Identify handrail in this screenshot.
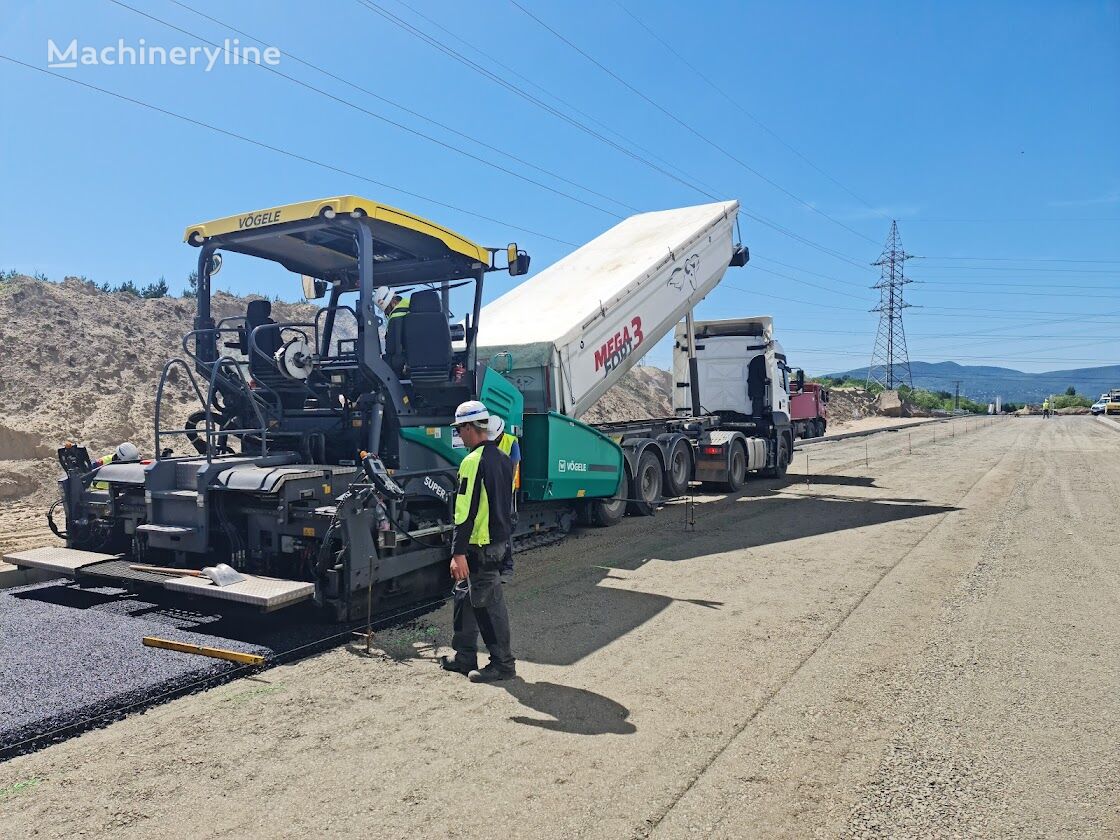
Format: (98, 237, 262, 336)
(153, 358, 209, 459)
(181, 324, 246, 367)
(206, 356, 269, 463)
(315, 305, 358, 357)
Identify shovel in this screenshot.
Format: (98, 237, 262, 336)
(130, 562, 247, 587)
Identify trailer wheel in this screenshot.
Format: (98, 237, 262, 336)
(722, 441, 747, 492)
(662, 440, 692, 498)
(627, 450, 662, 516)
(590, 465, 629, 527)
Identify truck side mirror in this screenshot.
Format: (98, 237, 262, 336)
(796, 369, 805, 390)
(507, 244, 531, 277)
(301, 274, 327, 300)
(729, 245, 749, 267)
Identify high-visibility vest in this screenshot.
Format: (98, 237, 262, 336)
(496, 431, 520, 489)
(455, 445, 492, 548)
(387, 297, 410, 320)
(91, 451, 117, 490)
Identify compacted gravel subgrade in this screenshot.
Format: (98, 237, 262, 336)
(1, 417, 1118, 839)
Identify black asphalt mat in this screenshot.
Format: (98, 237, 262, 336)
(0, 579, 337, 756)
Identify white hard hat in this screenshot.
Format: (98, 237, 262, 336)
(373, 286, 394, 311)
(114, 442, 140, 462)
(451, 400, 490, 427)
(487, 415, 506, 439)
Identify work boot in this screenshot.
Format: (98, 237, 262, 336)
(468, 662, 516, 683)
(439, 654, 477, 675)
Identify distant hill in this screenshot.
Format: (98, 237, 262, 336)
(824, 360, 1120, 403)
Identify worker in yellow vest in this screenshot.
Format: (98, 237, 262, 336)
(1042, 398, 1051, 419)
(488, 415, 520, 583)
(441, 401, 516, 683)
(374, 286, 410, 367)
(91, 442, 141, 489)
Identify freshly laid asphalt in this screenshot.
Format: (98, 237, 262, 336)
(0, 580, 324, 754)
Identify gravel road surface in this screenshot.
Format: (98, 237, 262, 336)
(1, 416, 1117, 838)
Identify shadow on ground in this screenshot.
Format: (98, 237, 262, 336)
(495, 678, 636, 735)
(509, 477, 957, 667)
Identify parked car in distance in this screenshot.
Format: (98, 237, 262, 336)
(1092, 395, 1108, 415)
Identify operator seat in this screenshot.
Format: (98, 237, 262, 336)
(245, 299, 282, 377)
(244, 299, 303, 410)
(402, 290, 452, 385)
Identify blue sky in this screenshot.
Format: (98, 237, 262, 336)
(2, 0, 1118, 380)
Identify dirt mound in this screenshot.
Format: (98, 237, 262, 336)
(827, 387, 879, 424)
(0, 276, 320, 502)
(0, 275, 675, 510)
(580, 365, 673, 424)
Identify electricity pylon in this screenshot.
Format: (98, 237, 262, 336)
(866, 220, 914, 389)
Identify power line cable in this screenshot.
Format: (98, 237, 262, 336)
(792, 347, 1120, 365)
(914, 279, 1120, 290)
(613, 0, 883, 216)
(752, 254, 870, 288)
(748, 267, 870, 301)
(775, 327, 1120, 340)
(508, 0, 881, 247)
(717, 284, 1120, 322)
(924, 255, 1120, 264)
(0, 55, 576, 246)
(913, 265, 1120, 274)
(357, 0, 879, 273)
(904, 217, 1120, 223)
(164, 0, 641, 216)
(390, 0, 711, 191)
(911, 285, 1120, 301)
(354, 0, 722, 202)
(107, 0, 622, 219)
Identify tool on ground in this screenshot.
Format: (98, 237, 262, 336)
(130, 563, 246, 586)
(142, 636, 264, 666)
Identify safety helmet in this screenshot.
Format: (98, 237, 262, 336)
(114, 442, 140, 462)
(373, 286, 394, 311)
(451, 400, 490, 427)
(487, 415, 506, 440)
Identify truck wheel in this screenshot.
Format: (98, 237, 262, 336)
(627, 450, 662, 516)
(662, 440, 692, 497)
(591, 469, 628, 527)
(721, 442, 747, 492)
(764, 437, 790, 479)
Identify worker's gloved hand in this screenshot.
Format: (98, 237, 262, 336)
(449, 554, 469, 581)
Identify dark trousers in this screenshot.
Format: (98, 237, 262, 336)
(452, 547, 515, 671)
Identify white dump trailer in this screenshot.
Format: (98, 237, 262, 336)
(477, 201, 743, 417)
(476, 202, 797, 515)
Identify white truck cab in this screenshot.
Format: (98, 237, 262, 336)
(672, 316, 791, 422)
